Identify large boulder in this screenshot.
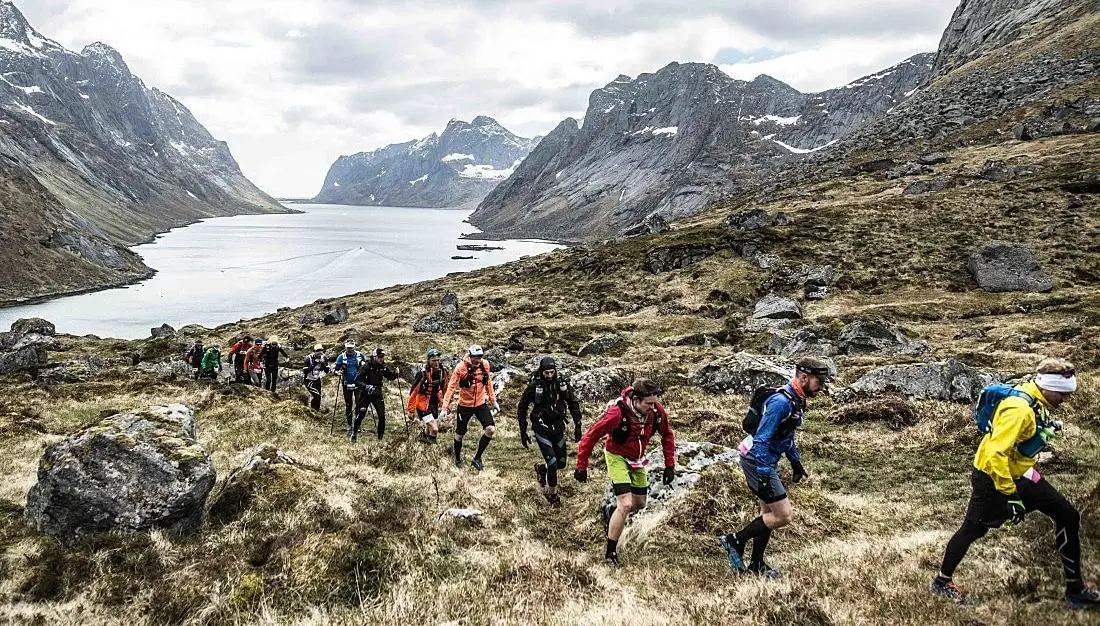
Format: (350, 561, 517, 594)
(10, 318, 55, 336)
(570, 367, 631, 403)
(843, 359, 994, 402)
(689, 352, 792, 395)
(621, 213, 671, 237)
(752, 295, 803, 320)
(725, 208, 772, 230)
(577, 334, 626, 357)
(150, 323, 177, 339)
(323, 303, 350, 325)
(837, 320, 930, 356)
(0, 318, 59, 374)
(770, 326, 836, 358)
(968, 242, 1053, 293)
(24, 404, 216, 546)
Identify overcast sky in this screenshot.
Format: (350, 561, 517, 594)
(16, 0, 960, 197)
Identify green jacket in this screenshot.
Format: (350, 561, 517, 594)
(200, 348, 222, 370)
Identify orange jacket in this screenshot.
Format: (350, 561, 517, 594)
(442, 357, 495, 409)
(244, 345, 264, 372)
(408, 365, 448, 414)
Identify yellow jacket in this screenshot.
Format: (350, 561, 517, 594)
(973, 382, 1051, 495)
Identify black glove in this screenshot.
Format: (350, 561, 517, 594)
(363, 385, 377, 396)
(574, 424, 582, 442)
(574, 469, 588, 483)
(662, 466, 676, 485)
(1006, 498, 1026, 525)
(755, 473, 775, 500)
(520, 431, 530, 449)
(790, 459, 808, 484)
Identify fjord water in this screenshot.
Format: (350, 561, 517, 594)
(0, 204, 562, 339)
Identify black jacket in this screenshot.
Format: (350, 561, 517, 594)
(185, 345, 205, 367)
(261, 344, 290, 368)
(354, 359, 398, 394)
(518, 375, 582, 436)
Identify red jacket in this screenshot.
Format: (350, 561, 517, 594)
(576, 387, 676, 471)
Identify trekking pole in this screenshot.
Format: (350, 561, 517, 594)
(329, 378, 340, 436)
(397, 382, 410, 438)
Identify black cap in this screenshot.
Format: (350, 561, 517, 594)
(795, 356, 832, 378)
(539, 356, 557, 371)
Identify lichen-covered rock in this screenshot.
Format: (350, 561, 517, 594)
(689, 352, 792, 395)
(837, 319, 930, 355)
(570, 367, 631, 403)
(0, 318, 59, 374)
(24, 404, 215, 546)
(843, 359, 995, 402)
(150, 323, 177, 339)
(752, 295, 802, 320)
(577, 334, 626, 357)
(968, 241, 1053, 292)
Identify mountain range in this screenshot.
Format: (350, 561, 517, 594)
(313, 116, 538, 209)
(0, 1, 283, 305)
(469, 54, 934, 240)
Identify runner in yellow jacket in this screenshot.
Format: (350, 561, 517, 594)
(930, 358, 1098, 610)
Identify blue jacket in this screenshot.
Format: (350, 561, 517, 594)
(747, 383, 805, 478)
(334, 351, 366, 384)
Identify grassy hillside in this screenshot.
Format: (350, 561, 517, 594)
(0, 122, 1098, 624)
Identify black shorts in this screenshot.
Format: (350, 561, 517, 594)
(611, 484, 650, 496)
(417, 406, 440, 422)
(455, 404, 494, 436)
(964, 468, 1070, 528)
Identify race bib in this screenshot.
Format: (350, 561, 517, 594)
(737, 435, 754, 457)
(627, 457, 650, 470)
(1023, 467, 1042, 483)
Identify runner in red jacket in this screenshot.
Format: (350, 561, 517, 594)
(575, 379, 676, 566)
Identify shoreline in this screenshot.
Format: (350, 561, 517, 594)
(0, 202, 300, 312)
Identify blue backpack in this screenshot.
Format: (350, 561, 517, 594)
(973, 383, 1037, 434)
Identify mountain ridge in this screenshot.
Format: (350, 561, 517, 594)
(313, 116, 539, 208)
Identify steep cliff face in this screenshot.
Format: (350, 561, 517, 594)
(469, 55, 933, 241)
(314, 116, 537, 208)
(931, 0, 1075, 77)
(0, 2, 284, 304)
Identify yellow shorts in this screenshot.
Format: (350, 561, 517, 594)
(604, 451, 649, 493)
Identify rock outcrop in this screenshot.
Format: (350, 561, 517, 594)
(24, 404, 215, 545)
(689, 353, 793, 395)
(968, 242, 1054, 292)
(843, 359, 995, 402)
(413, 291, 462, 334)
(314, 116, 538, 208)
(0, 317, 57, 374)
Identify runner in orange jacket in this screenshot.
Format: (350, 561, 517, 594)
(408, 348, 448, 443)
(441, 345, 499, 470)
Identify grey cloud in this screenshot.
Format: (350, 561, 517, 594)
(280, 22, 400, 85)
(164, 61, 234, 98)
(347, 79, 594, 127)
(712, 47, 784, 64)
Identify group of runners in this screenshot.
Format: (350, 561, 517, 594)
(182, 337, 1098, 609)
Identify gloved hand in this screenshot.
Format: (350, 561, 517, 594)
(574, 469, 588, 483)
(491, 402, 501, 416)
(440, 409, 449, 422)
(662, 466, 676, 485)
(574, 424, 583, 442)
(520, 431, 530, 449)
(363, 385, 377, 396)
(756, 474, 775, 500)
(790, 459, 808, 484)
(346, 383, 357, 390)
(1006, 498, 1026, 525)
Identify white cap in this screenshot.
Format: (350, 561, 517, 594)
(344, 340, 356, 349)
(468, 345, 484, 357)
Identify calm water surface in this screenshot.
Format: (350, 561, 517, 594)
(0, 204, 561, 339)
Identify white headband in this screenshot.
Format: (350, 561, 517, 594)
(1035, 373, 1077, 394)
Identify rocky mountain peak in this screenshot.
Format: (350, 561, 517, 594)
(932, 0, 1074, 77)
(314, 115, 537, 208)
(0, 2, 56, 51)
(80, 42, 131, 73)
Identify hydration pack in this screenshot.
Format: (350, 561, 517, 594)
(459, 360, 489, 389)
(742, 386, 794, 434)
(610, 399, 663, 444)
(418, 366, 446, 395)
(973, 383, 1036, 434)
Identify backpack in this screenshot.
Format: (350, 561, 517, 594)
(742, 386, 794, 434)
(417, 366, 447, 395)
(610, 399, 663, 444)
(973, 383, 1037, 434)
(459, 360, 489, 389)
